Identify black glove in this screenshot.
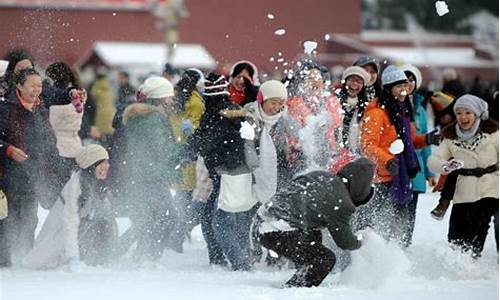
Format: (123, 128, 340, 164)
(425, 129, 441, 146)
(386, 159, 399, 177)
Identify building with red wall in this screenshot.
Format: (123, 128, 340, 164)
(0, 0, 361, 74)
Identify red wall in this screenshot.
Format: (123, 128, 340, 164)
(0, 0, 361, 71)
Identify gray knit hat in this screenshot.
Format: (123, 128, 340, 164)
(453, 94, 489, 120)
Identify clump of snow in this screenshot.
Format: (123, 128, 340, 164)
(338, 229, 413, 289)
(389, 139, 404, 154)
(303, 41, 318, 54)
(267, 13, 275, 20)
(239, 121, 255, 140)
(274, 29, 286, 36)
(435, 1, 449, 16)
(324, 34, 331, 41)
(400, 90, 408, 96)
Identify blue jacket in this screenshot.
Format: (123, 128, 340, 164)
(411, 93, 434, 193)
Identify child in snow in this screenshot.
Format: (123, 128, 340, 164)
(22, 144, 115, 271)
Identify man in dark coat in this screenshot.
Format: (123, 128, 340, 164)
(255, 157, 375, 287)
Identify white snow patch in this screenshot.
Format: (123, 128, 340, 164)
(267, 13, 275, 20)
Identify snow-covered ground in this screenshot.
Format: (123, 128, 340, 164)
(1, 191, 498, 300)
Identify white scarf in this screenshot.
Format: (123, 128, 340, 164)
(252, 103, 282, 203)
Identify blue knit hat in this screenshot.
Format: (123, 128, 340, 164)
(381, 65, 407, 87)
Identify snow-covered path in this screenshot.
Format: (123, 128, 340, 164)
(1, 192, 498, 300)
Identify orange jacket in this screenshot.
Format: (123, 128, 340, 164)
(360, 99, 427, 183)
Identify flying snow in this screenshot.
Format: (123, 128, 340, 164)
(274, 29, 286, 36)
(435, 1, 449, 16)
(303, 41, 318, 54)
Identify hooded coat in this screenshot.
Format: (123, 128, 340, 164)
(119, 103, 181, 198)
(258, 158, 374, 250)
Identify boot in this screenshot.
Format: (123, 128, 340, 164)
(430, 198, 451, 221)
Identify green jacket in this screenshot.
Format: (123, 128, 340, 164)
(121, 103, 180, 191)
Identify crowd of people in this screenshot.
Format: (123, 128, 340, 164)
(0, 48, 497, 288)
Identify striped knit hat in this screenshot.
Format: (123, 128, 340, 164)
(203, 73, 230, 97)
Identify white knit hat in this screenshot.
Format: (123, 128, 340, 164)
(0, 60, 8, 77)
(400, 64, 422, 89)
(137, 76, 174, 100)
(342, 66, 371, 85)
(259, 80, 288, 101)
(75, 144, 109, 169)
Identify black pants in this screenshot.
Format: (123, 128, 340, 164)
(441, 171, 459, 200)
(259, 230, 335, 287)
(448, 197, 499, 256)
(4, 184, 39, 261)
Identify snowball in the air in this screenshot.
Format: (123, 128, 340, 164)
(267, 13, 275, 20)
(274, 29, 286, 36)
(435, 1, 449, 16)
(389, 139, 404, 154)
(303, 41, 318, 54)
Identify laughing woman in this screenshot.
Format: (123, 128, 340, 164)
(428, 94, 498, 257)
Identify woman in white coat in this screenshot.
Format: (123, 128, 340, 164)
(428, 94, 498, 257)
(22, 144, 113, 271)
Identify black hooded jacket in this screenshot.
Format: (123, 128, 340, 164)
(262, 157, 375, 250)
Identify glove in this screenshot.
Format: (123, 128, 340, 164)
(386, 159, 399, 177)
(425, 129, 441, 146)
(441, 159, 464, 175)
(239, 121, 255, 140)
(181, 119, 194, 136)
(69, 89, 83, 113)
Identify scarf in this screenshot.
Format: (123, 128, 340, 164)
(455, 118, 480, 142)
(252, 102, 281, 203)
(390, 101, 419, 205)
(229, 84, 246, 105)
(366, 85, 377, 102)
(337, 87, 366, 150)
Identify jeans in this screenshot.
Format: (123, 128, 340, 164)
(200, 174, 226, 265)
(213, 207, 255, 270)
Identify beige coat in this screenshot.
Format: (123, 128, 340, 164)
(49, 104, 83, 158)
(428, 128, 498, 204)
